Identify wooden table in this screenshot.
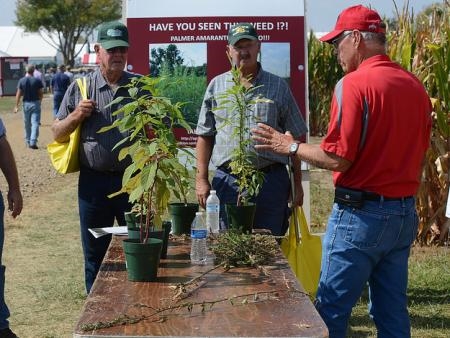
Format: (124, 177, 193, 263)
(73, 235, 328, 337)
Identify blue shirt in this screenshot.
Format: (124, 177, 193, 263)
(17, 75, 43, 102)
(51, 71, 71, 93)
(0, 118, 5, 137)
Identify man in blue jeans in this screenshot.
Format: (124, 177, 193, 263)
(14, 64, 43, 149)
(51, 64, 71, 118)
(0, 118, 23, 338)
(252, 5, 431, 338)
(195, 23, 307, 236)
(51, 21, 139, 294)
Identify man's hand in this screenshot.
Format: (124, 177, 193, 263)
(7, 188, 22, 219)
(13, 106, 19, 114)
(252, 123, 294, 156)
(196, 176, 211, 209)
(73, 99, 96, 121)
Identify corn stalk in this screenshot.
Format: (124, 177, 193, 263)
(388, 1, 449, 245)
(307, 30, 343, 136)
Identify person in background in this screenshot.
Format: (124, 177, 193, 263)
(51, 21, 140, 294)
(33, 65, 44, 87)
(195, 22, 307, 236)
(251, 5, 431, 337)
(44, 68, 54, 94)
(14, 64, 43, 149)
(0, 118, 23, 338)
(51, 65, 71, 118)
(64, 65, 74, 83)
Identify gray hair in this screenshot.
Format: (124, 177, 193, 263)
(26, 64, 35, 74)
(361, 31, 386, 44)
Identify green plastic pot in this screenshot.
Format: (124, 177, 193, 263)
(127, 227, 169, 258)
(127, 226, 141, 240)
(124, 211, 137, 229)
(225, 203, 256, 234)
(122, 238, 163, 282)
(161, 221, 172, 259)
(168, 203, 198, 235)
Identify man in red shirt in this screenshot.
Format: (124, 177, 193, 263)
(252, 5, 431, 338)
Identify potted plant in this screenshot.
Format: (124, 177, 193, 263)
(167, 165, 199, 235)
(214, 62, 270, 233)
(99, 75, 194, 280)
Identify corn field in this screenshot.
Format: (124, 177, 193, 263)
(307, 1, 449, 245)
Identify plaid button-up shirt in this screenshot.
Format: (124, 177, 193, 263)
(196, 65, 307, 169)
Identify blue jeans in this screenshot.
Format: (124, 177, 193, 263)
(315, 197, 418, 338)
(212, 164, 290, 236)
(53, 91, 65, 118)
(0, 193, 10, 330)
(22, 100, 41, 146)
(78, 167, 131, 294)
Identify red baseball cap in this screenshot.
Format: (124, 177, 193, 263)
(320, 5, 385, 43)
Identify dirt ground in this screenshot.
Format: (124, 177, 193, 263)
(0, 95, 70, 199)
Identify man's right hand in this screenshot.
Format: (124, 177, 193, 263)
(74, 99, 96, 121)
(196, 177, 211, 209)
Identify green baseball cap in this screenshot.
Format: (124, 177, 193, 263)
(97, 21, 129, 49)
(228, 23, 259, 46)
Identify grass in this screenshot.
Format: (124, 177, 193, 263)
(1, 94, 449, 337)
(5, 175, 85, 338)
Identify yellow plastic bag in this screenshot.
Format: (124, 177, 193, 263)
(47, 78, 86, 174)
(281, 206, 322, 297)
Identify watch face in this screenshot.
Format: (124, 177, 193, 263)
(289, 143, 299, 155)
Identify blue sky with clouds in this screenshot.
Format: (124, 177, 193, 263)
(0, 0, 439, 31)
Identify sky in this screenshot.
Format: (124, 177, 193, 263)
(0, 0, 439, 31)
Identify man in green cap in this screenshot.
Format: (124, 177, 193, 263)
(50, 21, 141, 294)
(195, 23, 307, 236)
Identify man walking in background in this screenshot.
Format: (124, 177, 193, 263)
(51, 65, 71, 118)
(14, 64, 43, 149)
(0, 118, 23, 338)
(252, 5, 431, 337)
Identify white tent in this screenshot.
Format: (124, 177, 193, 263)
(0, 26, 60, 64)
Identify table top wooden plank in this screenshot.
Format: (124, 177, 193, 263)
(74, 236, 328, 338)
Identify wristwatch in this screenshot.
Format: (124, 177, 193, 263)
(289, 142, 299, 156)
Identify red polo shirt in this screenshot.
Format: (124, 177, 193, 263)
(321, 55, 431, 197)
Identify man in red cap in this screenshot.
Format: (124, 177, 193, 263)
(251, 5, 431, 337)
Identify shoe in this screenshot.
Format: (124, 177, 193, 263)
(29, 144, 38, 150)
(0, 327, 18, 338)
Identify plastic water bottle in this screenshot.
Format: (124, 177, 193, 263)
(190, 211, 207, 264)
(206, 190, 220, 234)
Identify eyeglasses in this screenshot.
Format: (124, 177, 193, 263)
(106, 46, 128, 54)
(331, 32, 352, 49)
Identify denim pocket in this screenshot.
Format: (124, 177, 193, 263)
(342, 207, 388, 249)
